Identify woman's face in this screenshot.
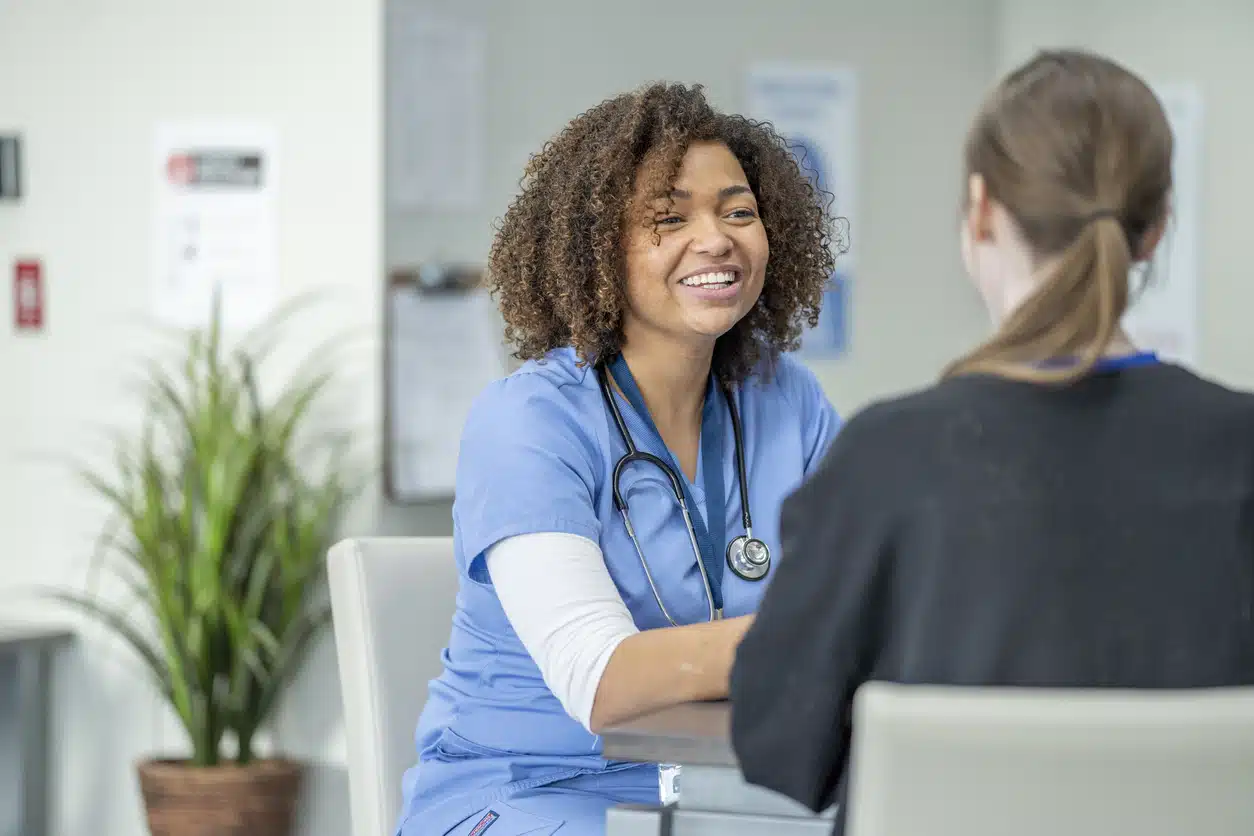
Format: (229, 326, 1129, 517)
(621, 140, 769, 352)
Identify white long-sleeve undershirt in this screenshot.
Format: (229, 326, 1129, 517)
(484, 532, 640, 731)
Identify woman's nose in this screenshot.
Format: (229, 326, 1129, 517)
(690, 214, 733, 256)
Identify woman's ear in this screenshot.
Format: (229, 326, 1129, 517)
(965, 173, 994, 243)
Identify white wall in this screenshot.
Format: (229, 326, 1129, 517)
(386, 0, 999, 418)
(4, 1, 1253, 835)
(997, 0, 1254, 388)
(0, 1, 382, 835)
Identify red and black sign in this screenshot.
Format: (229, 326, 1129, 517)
(166, 150, 264, 189)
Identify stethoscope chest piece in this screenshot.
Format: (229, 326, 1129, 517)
(726, 534, 771, 581)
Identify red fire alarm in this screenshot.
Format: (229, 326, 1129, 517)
(14, 259, 43, 330)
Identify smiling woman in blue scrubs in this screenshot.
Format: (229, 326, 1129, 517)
(395, 82, 844, 836)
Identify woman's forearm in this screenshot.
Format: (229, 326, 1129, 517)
(485, 532, 757, 733)
(589, 615, 754, 732)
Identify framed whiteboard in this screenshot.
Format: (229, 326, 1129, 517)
(384, 265, 508, 502)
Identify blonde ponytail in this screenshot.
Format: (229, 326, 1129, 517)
(947, 49, 1173, 385)
(943, 213, 1132, 384)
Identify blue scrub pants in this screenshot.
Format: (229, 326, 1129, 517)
(399, 757, 659, 835)
(405, 768, 660, 835)
(435, 787, 612, 835)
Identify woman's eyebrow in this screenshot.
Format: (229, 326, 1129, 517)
(667, 184, 754, 200)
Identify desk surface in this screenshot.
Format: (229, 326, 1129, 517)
(0, 621, 74, 649)
(601, 701, 738, 768)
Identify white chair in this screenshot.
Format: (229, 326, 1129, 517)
(846, 681, 1254, 836)
(328, 537, 460, 836)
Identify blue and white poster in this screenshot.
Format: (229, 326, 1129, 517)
(745, 65, 857, 359)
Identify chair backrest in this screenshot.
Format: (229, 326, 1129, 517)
(327, 536, 459, 836)
(846, 681, 1254, 836)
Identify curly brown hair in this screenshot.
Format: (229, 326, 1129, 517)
(487, 81, 844, 383)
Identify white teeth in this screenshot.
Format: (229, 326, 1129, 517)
(680, 271, 737, 287)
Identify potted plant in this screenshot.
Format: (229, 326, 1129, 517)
(50, 299, 365, 836)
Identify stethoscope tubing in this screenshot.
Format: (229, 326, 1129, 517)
(724, 379, 753, 540)
(600, 364, 752, 529)
(597, 362, 757, 623)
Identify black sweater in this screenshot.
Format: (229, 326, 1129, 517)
(729, 362, 1254, 833)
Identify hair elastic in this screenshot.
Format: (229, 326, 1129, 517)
(1082, 208, 1121, 225)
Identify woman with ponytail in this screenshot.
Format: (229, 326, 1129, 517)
(727, 49, 1254, 832)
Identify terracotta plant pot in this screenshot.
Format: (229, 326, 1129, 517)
(137, 758, 303, 836)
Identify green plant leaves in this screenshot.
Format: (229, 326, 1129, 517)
(57, 296, 364, 767)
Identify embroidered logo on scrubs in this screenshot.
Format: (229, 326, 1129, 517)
(468, 810, 499, 836)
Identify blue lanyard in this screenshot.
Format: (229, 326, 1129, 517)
(1040, 350, 1161, 373)
(607, 354, 727, 612)
(1092, 351, 1159, 372)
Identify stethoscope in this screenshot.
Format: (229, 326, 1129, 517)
(596, 362, 771, 625)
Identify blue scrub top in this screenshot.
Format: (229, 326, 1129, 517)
(397, 346, 840, 834)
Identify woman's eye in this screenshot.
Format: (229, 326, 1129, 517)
(656, 215, 684, 225)
(728, 208, 758, 220)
